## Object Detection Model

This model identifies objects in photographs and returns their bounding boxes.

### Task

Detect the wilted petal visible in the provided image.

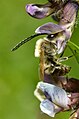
[25,2,60,19]
[35,22,64,34]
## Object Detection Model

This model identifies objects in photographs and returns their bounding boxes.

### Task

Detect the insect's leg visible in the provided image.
[57,53,74,63]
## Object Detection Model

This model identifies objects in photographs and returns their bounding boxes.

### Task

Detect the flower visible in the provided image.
[25,1,63,19]
[34,81,71,117]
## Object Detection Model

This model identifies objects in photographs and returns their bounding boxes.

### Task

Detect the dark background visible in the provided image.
[0,0,79,119]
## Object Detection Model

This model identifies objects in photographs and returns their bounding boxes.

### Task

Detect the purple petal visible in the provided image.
[26,4,37,16]
[25,3,52,19]
[25,2,60,19]
[35,22,64,34]
[60,2,78,24]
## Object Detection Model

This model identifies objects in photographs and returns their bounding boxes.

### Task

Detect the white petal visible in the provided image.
[40,99,55,117]
[37,82,70,109]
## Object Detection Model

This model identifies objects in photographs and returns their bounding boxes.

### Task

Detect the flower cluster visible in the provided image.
[25,0,79,119]
[12,0,79,119]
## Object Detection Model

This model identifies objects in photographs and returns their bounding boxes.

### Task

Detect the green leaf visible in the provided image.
[68,41,79,64]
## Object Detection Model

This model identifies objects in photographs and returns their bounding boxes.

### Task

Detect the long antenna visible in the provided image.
[11,33,48,51]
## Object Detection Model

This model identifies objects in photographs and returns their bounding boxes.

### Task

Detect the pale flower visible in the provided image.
[34,82,71,117]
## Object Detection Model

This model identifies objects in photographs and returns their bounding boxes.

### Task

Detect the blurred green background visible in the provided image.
[0,0,79,119]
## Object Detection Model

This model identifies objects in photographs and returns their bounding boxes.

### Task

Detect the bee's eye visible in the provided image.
[47,34,54,40]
